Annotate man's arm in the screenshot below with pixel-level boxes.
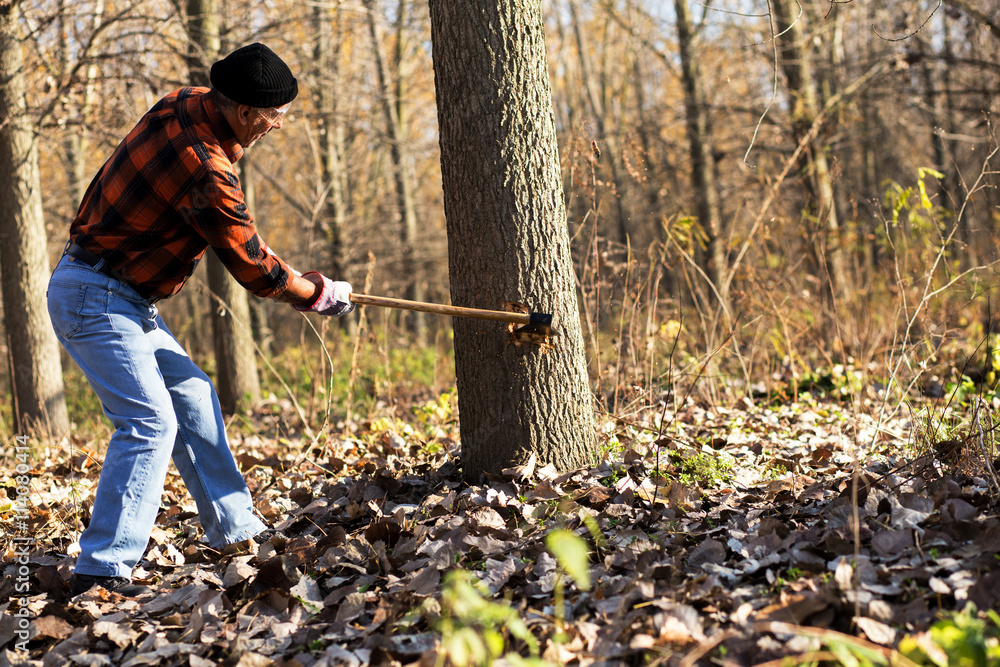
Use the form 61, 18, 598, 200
273, 271, 324, 307
185, 168, 350, 315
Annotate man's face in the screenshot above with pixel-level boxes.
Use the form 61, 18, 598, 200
236, 103, 290, 148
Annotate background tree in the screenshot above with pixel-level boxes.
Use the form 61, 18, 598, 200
182, 0, 261, 414
674, 0, 726, 309
4, 0, 1000, 436
0, 0, 69, 436
428, 0, 598, 477
365, 0, 426, 341
771, 0, 852, 304
567, 0, 631, 245
311, 0, 350, 286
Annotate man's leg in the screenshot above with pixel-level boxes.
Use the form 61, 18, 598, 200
47, 257, 177, 578
150, 317, 266, 547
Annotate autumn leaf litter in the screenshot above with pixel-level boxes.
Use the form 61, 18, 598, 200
3, 395, 1000, 666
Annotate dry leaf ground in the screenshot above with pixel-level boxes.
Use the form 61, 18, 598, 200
3, 394, 1000, 666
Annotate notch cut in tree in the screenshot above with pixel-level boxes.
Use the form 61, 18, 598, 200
428, 0, 597, 480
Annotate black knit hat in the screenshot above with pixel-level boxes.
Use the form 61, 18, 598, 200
210, 43, 298, 108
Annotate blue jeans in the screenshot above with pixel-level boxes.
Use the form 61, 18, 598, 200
47, 254, 266, 578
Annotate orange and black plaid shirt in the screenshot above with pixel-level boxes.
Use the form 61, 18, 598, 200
69, 87, 291, 301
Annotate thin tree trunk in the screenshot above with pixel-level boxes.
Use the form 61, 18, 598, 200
938, 12, 976, 267
772, 0, 851, 302
185, 0, 260, 413
241, 149, 272, 357
569, 0, 630, 245
0, 1, 69, 436
675, 0, 727, 308
61, 0, 104, 206
428, 0, 597, 479
366, 0, 426, 341
313, 1, 349, 283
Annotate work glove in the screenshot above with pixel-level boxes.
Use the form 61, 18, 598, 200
294, 272, 354, 317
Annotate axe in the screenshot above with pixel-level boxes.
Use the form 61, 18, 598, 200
349, 293, 558, 345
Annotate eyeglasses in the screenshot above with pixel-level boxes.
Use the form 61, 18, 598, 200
259, 103, 291, 127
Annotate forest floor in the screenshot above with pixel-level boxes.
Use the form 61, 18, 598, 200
3, 386, 1000, 667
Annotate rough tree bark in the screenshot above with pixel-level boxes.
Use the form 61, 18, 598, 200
185, 0, 260, 413
241, 150, 273, 357
428, 0, 597, 479
0, 0, 70, 436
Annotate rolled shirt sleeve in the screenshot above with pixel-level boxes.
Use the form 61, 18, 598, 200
182, 166, 292, 299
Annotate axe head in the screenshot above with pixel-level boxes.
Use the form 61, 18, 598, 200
510, 312, 559, 350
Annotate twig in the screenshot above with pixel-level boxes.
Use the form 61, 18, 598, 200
679, 630, 738, 667
650, 323, 739, 507
876, 134, 1000, 431
973, 397, 1000, 495
873, 0, 942, 42
199, 280, 312, 433
729, 59, 888, 296
346, 252, 377, 424
753, 621, 922, 667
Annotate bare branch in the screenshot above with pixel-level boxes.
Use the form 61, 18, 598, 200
943, 0, 1000, 43
873, 0, 941, 42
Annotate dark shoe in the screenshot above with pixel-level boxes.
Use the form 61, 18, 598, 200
220, 529, 277, 556
253, 528, 277, 545
70, 573, 152, 597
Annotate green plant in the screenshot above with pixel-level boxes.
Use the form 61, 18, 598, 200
769, 605, 1000, 667
435, 570, 542, 667
672, 450, 735, 487
943, 375, 978, 408
545, 528, 592, 644
885, 167, 945, 227
900, 604, 1000, 667
600, 465, 627, 488
545, 529, 591, 591
414, 391, 457, 427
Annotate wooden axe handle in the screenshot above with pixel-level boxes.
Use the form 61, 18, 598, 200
349, 293, 532, 325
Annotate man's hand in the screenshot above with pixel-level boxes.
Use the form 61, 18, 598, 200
293, 272, 354, 317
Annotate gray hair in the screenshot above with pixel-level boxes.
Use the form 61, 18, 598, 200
211, 88, 242, 111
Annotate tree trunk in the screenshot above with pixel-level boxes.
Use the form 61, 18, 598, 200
313, 1, 349, 283
366, 0, 426, 341
241, 149, 273, 357
772, 0, 851, 302
206, 252, 261, 412
61, 0, 104, 206
938, 12, 976, 267
674, 0, 727, 308
184, 0, 219, 86
428, 0, 597, 479
568, 0, 630, 245
184, 0, 260, 413
0, 2, 70, 436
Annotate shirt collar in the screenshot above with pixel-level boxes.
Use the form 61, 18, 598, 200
202, 90, 244, 163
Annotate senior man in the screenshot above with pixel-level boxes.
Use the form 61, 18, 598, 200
46, 43, 349, 597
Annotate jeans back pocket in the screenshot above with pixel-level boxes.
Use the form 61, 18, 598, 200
47, 282, 87, 339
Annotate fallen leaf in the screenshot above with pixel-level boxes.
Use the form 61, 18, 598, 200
687, 539, 726, 569
33, 615, 74, 641
854, 616, 896, 645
